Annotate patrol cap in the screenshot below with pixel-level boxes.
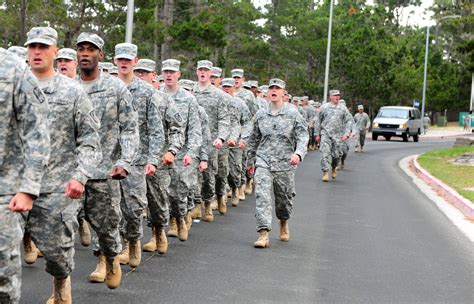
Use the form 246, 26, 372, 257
76, 32, 104, 50
25, 27, 57, 46
156, 75, 163, 82
259, 85, 269, 91
134, 59, 156, 72
115, 43, 137, 60
109, 66, 118, 75
56, 48, 77, 61
329, 89, 340, 96
100, 62, 114, 71
358, 105, 364, 110
7, 46, 27, 60
243, 81, 251, 89
179, 79, 194, 90
197, 60, 213, 70
162, 59, 181, 72
268, 78, 286, 89
231, 69, 244, 78
221, 78, 235, 87
315, 101, 321, 107
250, 80, 258, 88
302, 96, 309, 101
211, 67, 222, 77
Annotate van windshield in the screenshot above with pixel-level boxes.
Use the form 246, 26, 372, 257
377, 108, 408, 119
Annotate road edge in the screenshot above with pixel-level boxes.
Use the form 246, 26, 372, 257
399, 155, 474, 242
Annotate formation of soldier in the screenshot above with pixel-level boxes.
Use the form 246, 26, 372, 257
1, 26, 370, 304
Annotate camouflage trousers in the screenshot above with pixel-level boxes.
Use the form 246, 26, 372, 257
358, 130, 367, 148
0, 196, 22, 304
228, 148, 243, 190
146, 169, 170, 229
254, 168, 295, 232
120, 165, 147, 241
85, 179, 122, 257
201, 149, 218, 202
241, 147, 249, 185
308, 127, 315, 146
319, 134, 342, 172
187, 161, 201, 209
216, 145, 229, 196
341, 141, 349, 164
169, 159, 194, 219
26, 193, 79, 279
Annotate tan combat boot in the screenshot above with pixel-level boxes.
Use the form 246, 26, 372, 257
190, 203, 202, 219
331, 168, 337, 179
23, 234, 38, 265
78, 219, 91, 246
231, 188, 239, 207
37, 248, 44, 258
355, 146, 360, 153
217, 195, 227, 215
254, 230, 269, 248
46, 276, 72, 304
322, 171, 329, 182
168, 217, 178, 237
117, 240, 129, 265
244, 179, 253, 195
360, 146, 364, 152
279, 220, 290, 242
210, 199, 218, 211
202, 202, 214, 222
129, 240, 141, 268
105, 256, 122, 289
156, 228, 168, 254
185, 212, 192, 231
89, 255, 106, 283
143, 227, 157, 252
238, 185, 246, 201
177, 217, 188, 242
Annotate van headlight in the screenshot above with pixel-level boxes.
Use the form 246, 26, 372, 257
399, 124, 406, 129
372, 123, 378, 128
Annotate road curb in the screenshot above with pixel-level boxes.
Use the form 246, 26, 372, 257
412, 155, 474, 221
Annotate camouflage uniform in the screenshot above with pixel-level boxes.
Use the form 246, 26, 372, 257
193, 81, 230, 202
315, 102, 353, 172
0, 49, 50, 304
120, 76, 164, 241
247, 101, 308, 232
354, 111, 370, 148
304, 104, 317, 147
81, 71, 138, 257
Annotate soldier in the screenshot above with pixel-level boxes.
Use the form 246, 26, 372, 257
56, 48, 78, 79
211, 66, 222, 87
221, 78, 252, 207
338, 100, 356, 170
354, 105, 371, 152
7, 46, 27, 61
304, 99, 318, 150
76, 32, 139, 289
24, 27, 101, 303
134, 59, 157, 84
251, 81, 268, 110
0, 48, 50, 304
161, 59, 201, 241
247, 78, 308, 248
113, 43, 165, 269
109, 66, 118, 76
315, 90, 353, 182
193, 60, 230, 221
99, 62, 114, 73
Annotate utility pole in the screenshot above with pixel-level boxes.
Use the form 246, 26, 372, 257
323, 0, 334, 103
125, 0, 134, 43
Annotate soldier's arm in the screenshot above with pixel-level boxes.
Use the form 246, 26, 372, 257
228, 99, 240, 142
164, 96, 185, 155
343, 108, 354, 135
365, 114, 371, 129
199, 109, 211, 162
72, 88, 102, 185
246, 114, 262, 166
147, 92, 165, 166
185, 99, 202, 158
217, 91, 230, 141
15, 68, 51, 197
294, 112, 309, 161
116, 86, 139, 173
314, 109, 323, 135
240, 101, 253, 144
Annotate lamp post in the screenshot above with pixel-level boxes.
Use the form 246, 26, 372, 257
323, 0, 334, 104
420, 15, 461, 134
125, 0, 134, 43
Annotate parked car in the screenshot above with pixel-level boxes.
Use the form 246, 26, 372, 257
371, 106, 422, 142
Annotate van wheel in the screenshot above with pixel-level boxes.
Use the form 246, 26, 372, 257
413, 133, 419, 142
372, 133, 378, 141
384, 136, 391, 141
402, 130, 408, 142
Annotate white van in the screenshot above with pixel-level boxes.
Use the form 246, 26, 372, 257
371, 106, 422, 142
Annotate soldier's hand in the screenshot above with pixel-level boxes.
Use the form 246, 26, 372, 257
341, 134, 349, 141
290, 154, 300, 166
162, 151, 175, 166
213, 138, 223, 149
145, 164, 157, 176
183, 155, 192, 167
8, 192, 34, 212
64, 179, 85, 199
198, 161, 208, 172
315, 135, 321, 143
227, 138, 237, 147
238, 141, 246, 149
247, 165, 254, 175
110, 166, 128, 180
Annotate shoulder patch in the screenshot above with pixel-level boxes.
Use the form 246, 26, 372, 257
174, 112, 183, 123
33, 87, 46, 103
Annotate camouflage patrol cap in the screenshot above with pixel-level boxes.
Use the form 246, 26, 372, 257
77, 32, 104, 50
231, 69, 244, 78
109, 66, 118, 75
221, 78, 235, 87
134, 59, 156, 72
211, 67, 222, 77
155, 75, 163, 82
162, 59, 181, 72
329, 89, 340, 96
179, 79, 194, 90
315, 101, 321, 107
243, 81, 251, 89
115, 43, 137, 60
25, 27, 57, 46
99, 62, 114, 71
259, 85, 269, 91
268, 78, 286, 89
7, 46, 27, 60
358, 105, 364, 110
197, 60, 213, 70
56, 48, 77, 61
250, 80, 258, 88
302, 96, 309, 101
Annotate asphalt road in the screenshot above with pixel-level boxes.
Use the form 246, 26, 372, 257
21, 138, 474, 304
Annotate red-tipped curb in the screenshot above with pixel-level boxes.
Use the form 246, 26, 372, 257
412, 156, 474, 221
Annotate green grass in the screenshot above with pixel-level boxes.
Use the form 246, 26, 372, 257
418, 146, 474, 202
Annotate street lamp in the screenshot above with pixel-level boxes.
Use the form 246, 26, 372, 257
420, 15, 461, 134
322, 0, 334, 103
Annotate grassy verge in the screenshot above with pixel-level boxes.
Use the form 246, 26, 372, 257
417, 146, 474, 202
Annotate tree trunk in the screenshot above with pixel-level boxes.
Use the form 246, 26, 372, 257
161, 0, 174, 62
154, 0, 161, 65
19, 0, 27, 45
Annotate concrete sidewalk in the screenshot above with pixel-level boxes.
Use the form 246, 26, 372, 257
420, 129, 473, 139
